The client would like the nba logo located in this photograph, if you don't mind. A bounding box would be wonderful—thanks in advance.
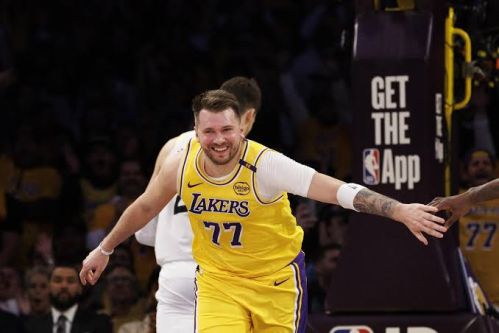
[363,148,380,185]
[330,326,374,333]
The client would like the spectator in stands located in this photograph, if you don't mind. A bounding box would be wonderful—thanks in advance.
[318,205,349,247]
[80,137,118,248]
[307,243,342,314]
[52,222,88,268]
[24,262,112,333]
[0,265,29,316]
[113,123,143,161]
[101,264,145,333]
[108,245,134,271]
[2,122,62,267]
[28,232,54,267]
[117,267,160,333]
[88,159,146,247]
[294,199,319,261]
[25,266,51,317]
[457,148,499,311]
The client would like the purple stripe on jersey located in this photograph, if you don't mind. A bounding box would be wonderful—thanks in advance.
[292,251,308,333]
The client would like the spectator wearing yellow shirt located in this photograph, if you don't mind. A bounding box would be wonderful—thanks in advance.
[2,123,62,267]
[80,138,118,242]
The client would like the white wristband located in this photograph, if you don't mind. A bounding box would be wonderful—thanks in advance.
[98,243,114,256]
[337,183,366,211]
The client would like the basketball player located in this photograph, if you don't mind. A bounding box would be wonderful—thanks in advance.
[80,90,447,332]
[134,76,261,332]
[431,149,499,309]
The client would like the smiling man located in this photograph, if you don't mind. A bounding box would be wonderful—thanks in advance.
[133,76,262,333]
[80,89,447,333]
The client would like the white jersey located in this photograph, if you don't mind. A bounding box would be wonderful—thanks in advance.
[135,130,197,333]
[135,130,195,265]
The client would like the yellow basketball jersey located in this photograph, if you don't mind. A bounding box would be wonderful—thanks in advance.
[459,197,499,304]
[179,138,303,278]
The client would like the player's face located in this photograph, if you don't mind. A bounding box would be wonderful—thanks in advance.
[196,108,243,166]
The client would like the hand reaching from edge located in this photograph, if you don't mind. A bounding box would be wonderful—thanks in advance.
[429,193,472,228]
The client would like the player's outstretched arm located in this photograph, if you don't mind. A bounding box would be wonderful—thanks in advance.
[430,178,499,228]
[307,173,447,245]
[135,137,177,246]
[79,153,179,286]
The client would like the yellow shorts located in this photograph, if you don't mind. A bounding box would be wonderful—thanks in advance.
[194,252,307,333]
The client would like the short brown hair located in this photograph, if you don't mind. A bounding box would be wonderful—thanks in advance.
[192,89,240,120]
[220,76,261,114]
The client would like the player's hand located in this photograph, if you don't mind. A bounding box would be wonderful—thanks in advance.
[429,194,472,228]
[79,247,110,286]
[393,203,447,246]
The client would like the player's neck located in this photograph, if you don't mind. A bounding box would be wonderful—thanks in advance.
[203,142,243,178]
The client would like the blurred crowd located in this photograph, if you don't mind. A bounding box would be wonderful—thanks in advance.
[0,0,498,331]
[0,0,355,331]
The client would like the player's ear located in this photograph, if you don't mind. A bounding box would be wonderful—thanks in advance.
[246,109,256,123]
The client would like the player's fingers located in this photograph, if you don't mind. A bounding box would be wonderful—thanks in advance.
[425,226,444,238]
[79,267,88,285]
[428,200,451,212]
[88,270,97,285]
[85,270,94,286]
[413,231,428,245]
[422,219,447,233]
[419,204,439,213]
[445,214,459,228]
[422,212,446,225]
[420,213,446,229]
[80,264,90,286]
[91,266,105,285]
[427,197,441,207]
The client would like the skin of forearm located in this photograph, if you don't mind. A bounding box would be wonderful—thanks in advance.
[353,188,400,220]
[101,197,159,251]
[468,179,499,204]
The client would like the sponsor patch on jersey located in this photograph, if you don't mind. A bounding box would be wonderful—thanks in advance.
[233,182,250,195]
[363,148,380,185]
